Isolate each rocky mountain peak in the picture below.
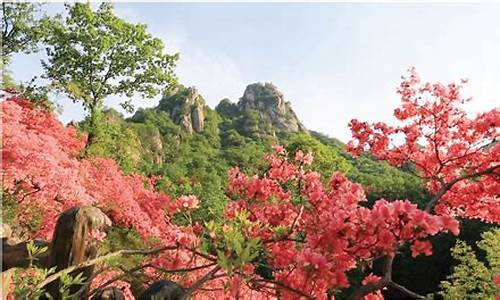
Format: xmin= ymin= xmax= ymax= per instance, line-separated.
xmin=238 ymin=82 xmax=306 ymax=133
xmin=158 ymin=85 xmax=205 ymax=133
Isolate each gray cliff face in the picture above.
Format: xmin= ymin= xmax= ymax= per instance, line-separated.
xmin=191 ymin=105 xmax=205 ymax=133
xmin=136 ymin=126 xmax=163 ymax=164
xmin=159 ymin=86 xmax=206 ymax=133
xmin=238 ymin=82 xmax=306 ymax=133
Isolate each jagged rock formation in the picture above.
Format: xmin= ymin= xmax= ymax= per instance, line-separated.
xmin=2 ymin=206 xmax=111 ymax=299
xmin=216 ymin=82 xmax=306 ymax=139
xmin=131 ymin=123 xmax=164 ymax=164
xmin=158 ymin=85 xmax=206 ymax=133
xmin=238 ymin=82 xmax=306 ymax=133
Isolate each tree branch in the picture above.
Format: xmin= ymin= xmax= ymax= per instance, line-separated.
xmin=347 ymin=255 xmax=393 ymax=300
xmin=256 ymin=278 xmax=316 ymax=300
xmin=28 ymin=245 xmax=178 ymax=297
xmin=388 ymin=281 xmax=425 ymax=299
xmin=425 ymin=164 xmax=499 ymax=212
xmin=88 ymin=264 xmax=148 ymax=297
xmin=183 ymin=266 xmax=222 ymax=298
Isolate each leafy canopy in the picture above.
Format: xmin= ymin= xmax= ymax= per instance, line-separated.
xmin=1 ymin=2 xmax=48 ymax=64
xmin=42 ymin=3 xmax=178 ymax=112
xmin=439 ymin=228 xmax=500 ymax=299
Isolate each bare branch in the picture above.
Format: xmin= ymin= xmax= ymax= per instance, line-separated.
xmin=388 ymin=281 xmax=425 ymax=299
xmin=28 ymin=245 xmax=178 ymax=297
xmin=183 ymin=266 xmax=223 ymax=298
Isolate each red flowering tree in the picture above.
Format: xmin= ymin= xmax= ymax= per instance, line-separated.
xmin=348 ymin=67 xmax=499 ymax=222
xmin=346 ymin=67 xmax=499 ymax=297
xmin=1 ymin=95 xmax=204 ymax=298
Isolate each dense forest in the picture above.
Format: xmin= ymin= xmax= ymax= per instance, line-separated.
xmin=1 ymin=2 xmax=499 ymax=300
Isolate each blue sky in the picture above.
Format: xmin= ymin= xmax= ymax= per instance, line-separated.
xmin=9 ymin=3 xmax=500 ymax=142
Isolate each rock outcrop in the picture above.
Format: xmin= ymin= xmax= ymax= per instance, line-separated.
xmin=237 ymin=82 xmax=306 ymax=133
xmin=158 ymin=85 xmax=206 ymax=133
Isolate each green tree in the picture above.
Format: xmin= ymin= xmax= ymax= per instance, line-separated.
xmin=42 ymin=3 xmax=178 ymax=145
xmin=1 ymin=2 xmax=49 ymax=88
xmin=439 ymin=228 xmax=500 ymax=299
xmin=284 ymin=133 xmax=352 ymax=176
xmin=1 ymin=2 xmax=48 ymax=63
xmin=81 ymin=108 xmax=142 ymax=173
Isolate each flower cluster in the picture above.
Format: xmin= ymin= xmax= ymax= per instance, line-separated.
xmin=223 ymin=146 xmax=459 ymax=299
xmin=347 ymin=67 xmax=499 ymax=223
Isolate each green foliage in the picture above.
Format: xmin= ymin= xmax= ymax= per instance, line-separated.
xmin=233 ymin=109 xmax=275 ymax=139
xmin=284 ymin=133 xmax=352 ymax=176
xmin=1 ymin=64 xmax=16 ymax=89
xmin=43 ymin=2 xmax=178 ymax=107
xmin=26 ymin=241 xmax=49 ymax=267
xmin=11 ymin=242 xmax=55 ymax=299
xmin=346 ymin=154 xmax=428 ymax=205
xmin=128 ymin=105 xmax=229 ymax=220
xmin=12 ymin=266 xmax=56 ymax=299
xmin=439 ymin=228 xmax=500 ymax=299
xmin=215 ymin=98 xmax=239 ymax=118
xmin=41 ymin=2 xmax=178 ymax=144
xmin=81 ymin=108 xmax=141 ymax=172
xmin=1 ymin=2 xmax=49 ymax=64
xmin=480 ymin=229 xmax=500 ymax=273
xmin=100 ymin=226 xmax=149 ymax=287
xmin=2 ymin=191 xmax=44 ymax=238
xmin=59 ymin=272 xmax=86 ymax=298
xmin=14 ymin=268 xmax=85 ymax=299
xmin=1 ymin=2 xmax=50 ymax=94
xmin=1 ymin=190 xmax=19 ymax=228
xmin=203 ymin=211 xmax=260 ymax=275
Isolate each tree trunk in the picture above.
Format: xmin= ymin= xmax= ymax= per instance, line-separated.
xmin=86 ymin=105 xmax=103 ymax=148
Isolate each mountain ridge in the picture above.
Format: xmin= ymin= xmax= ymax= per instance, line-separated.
xmin=135 ymin=82 xmax=308 ymax=139
xmin=92 ymin=80 xmax=426 ymax=217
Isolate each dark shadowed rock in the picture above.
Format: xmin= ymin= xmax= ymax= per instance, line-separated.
xmin=138 ymin=280 xmax=186 ymax=300
xmin=91 ymin=287 xmax=125 ymax=300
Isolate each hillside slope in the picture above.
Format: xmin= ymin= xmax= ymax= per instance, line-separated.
xmin=83 ymin=82 xmax=427 ymax=220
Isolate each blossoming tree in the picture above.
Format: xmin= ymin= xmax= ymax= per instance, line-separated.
xmin=346 ymin=67 xmax=499 ymax=297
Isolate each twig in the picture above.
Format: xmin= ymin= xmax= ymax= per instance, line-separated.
xmin=28 ymin=245 xmax=178 ymax=298
xmin=183 ymin=266 xmax=222 ymax=298
xmin=89 ymin=264 xmax=150 ymax=296
xmin=253 ymin=278 xmax=315 ymax=300
xmin=73 ymin=266 xmax=112 ymax=298
xmin=152 ymin=262 xmax=217 ymax=275
xmin=388 ymin=281 xmax=425 ymax=299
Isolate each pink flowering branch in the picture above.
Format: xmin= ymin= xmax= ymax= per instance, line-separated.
xmin=348 ymin=255 xmax=425 ymax=300
xmin=425 ymin=164 xmax=499 ymax=212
